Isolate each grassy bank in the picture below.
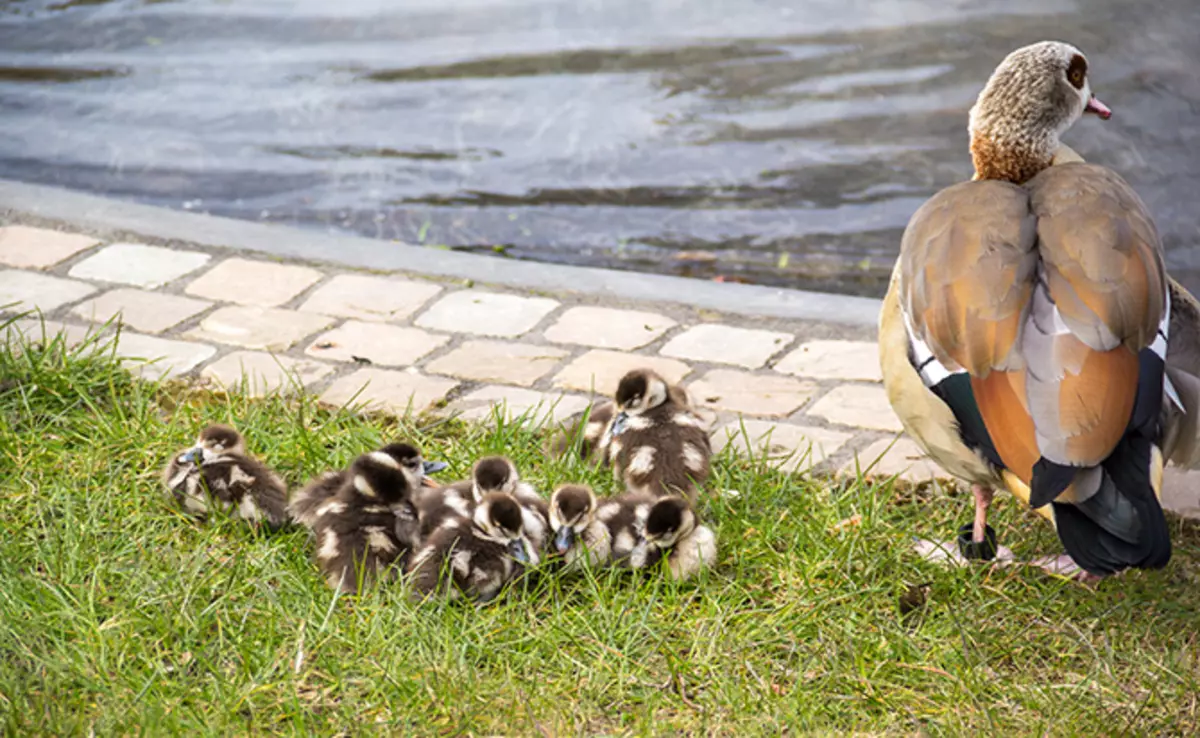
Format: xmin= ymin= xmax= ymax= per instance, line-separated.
xmin=1 ymin=321 xmax=1198 ymax=735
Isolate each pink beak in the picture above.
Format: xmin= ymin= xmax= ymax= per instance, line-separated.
xmin=1085 ymin=95 xmax=1112 ymax=120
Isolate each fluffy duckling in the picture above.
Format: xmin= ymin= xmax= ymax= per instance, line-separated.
xmin=640 ymin=497 xmax=718 ymax=581
xmin=309 ymin=443 xmax=427 ymax=594
xmin=290 ymin=451 xmax=446 ymax=529
xmin=595 ymin=491 xmax=662 ymax=570
xmin=549 ymin=484 xmax=612 ymax=568
xmin=408 ymin=491 xmax=538 ymax=603
xmin=161 ymin=424 xmax=288 ymax=529
xmin=599 ymin=369 xmax=711 ymax=501
xmin=419 ymin=456 xmax=549 ymax=554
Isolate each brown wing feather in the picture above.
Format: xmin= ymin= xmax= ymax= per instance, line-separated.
xmin=1028 ymin=164 xmax=1165 ymax=352
xmin=899 ymin=180 xmax=1038 ymax=375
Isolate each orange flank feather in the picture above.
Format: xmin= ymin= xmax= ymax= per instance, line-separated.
xmin=972 ymin=371 xmax=1038 ymax=483
xmin=1057 ymin=346 xmax=1139 ymax=464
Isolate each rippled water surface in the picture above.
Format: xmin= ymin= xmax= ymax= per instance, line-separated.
xmin=2 ymin=0 xmax=1198 ymax=296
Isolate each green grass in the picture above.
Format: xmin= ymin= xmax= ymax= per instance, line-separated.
xmin=2 ymin=319 xmax=1200 ymax=736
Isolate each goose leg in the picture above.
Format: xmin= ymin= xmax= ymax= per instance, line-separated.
xmin=972 ymin=484 xmax=992 ymax=543
xmin=957 ymin=484 xmax=998 ymax=560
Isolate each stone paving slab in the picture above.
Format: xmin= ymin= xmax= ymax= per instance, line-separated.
xmin=69 ymin=243 xmax=210 ymax=288
xmin=415 ymin=289 xmax=558 ymax=337
xmin=185 ymin=258 xmax=323 ymax=307
xmin=2 ymin=215 xmax=1198 ymax=521
xmin=320 ymin=368 xmax=459 ymax=416
xmin=660 ymin=323 xmax=793 ymax=369
xmin=185 ymin=306 xmax=334 ymax=351
xmin=113 ymin=333 xmax=217 ymax=381
xmin=0 ymin=269 xmax=96 ymax=315
xmin=448 ymin=385 xmax=591 ymax=426
xmin=553 ymin=349 xmax=691 ymax=394
xmin=426 ymin=340 xmax=568 ymax=385
xmin=202 ymin=351 xmax=334 ymax=396
xmin=543 ymin=306 xmax=676 ymax=350
xmin=70 ymin=288 xmax=212 ymax=334
xmin=304 ymin=321 xmax=448 ymax=367
xmin=0 ymin=225 xmax=98 ymax=268
xmin=297 ymin=274 xmax=443 ymax=322
xmin=775 ymin=340 xmax=883 ymax=382
xmin=713 ymin=419 xmax=853 ymax=472
xmin=688 ymin=369 xmax=819 ymax=418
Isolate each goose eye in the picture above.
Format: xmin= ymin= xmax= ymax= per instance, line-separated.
xmin=1069 ymin=69 xmax=1083 ymax=87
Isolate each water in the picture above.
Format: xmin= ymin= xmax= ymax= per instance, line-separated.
xmin=2 ymin=0 xmax=1198 ymax=297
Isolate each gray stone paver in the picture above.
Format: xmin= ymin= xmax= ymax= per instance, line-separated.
xmin=806 ymin=384 xmax=903 ymax=432
xmin=184 ymin=305 xmax=335 ymax=351
xmin=304 ymin=321 xmax=448 ymax=367
xmin=5 ymin=220 xmax=1199 ymax=521
xmin=68 ymin=243 xmax=210 ymax=288
xmin=112 ymin=333 xmax=216 ymax=381
xmin=297 ymin=274 xmax=442 ymax=322
xmin=687 ymin=369 xmax=818 ymax=418
xmin=2 ymin=319 xmax=98 ymax=350
xmin=185 ymin=258 xmax=323 ymax=307
xmin=425 ymin=340 xmax=568 ymax=385
xmin=70 ymin=288 xmax=211 ymax=334
xmin=841 ymin=437 xmax=951 ymax=485
xmin=415 ymin=289 xmax=558 ymax=337
xmin=713 ymin=419 xmax=852 ymax=472
xmin=543 ymin=306 xmax=676 ymax=350
xmin=320 ymin=368 xmax=458 ymax=416
xmin=202 ymin=351 xmax=334 ymax=396
xmin=775 ymin=340 xmax=882 ymax=382
xmin=0 ymin=269 xmax=96 ymax=315
xmin=0 ymin=226 xmax=98 ymax=268
xmin=553 ymin=349 xmax=691 ymax=394
xmin=448 ymin=385 xmax=591 ymax=426
xmin=659 ymin=323 xmax=792 ymax=369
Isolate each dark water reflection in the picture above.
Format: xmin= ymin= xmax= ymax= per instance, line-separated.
xmin=1 ymin=0 xmax=1197 ymax=297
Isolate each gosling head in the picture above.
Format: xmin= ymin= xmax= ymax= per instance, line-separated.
xmin=968 ymin=41 xmax=1110 ymax=183
xmin=377 ymin=441 xmax=447 ymax=491
xmin=179 ymin=424 xmax=245 ymax=464
xmin=348 ymin=442 xmax=426 ymax=505
xmin=643 ymin=497 xmax=697 ymax=550
xmin=549 ymin=484 xmax=597 ymax=554
xmin=474 ymin=492 xmax=537 ymax=566
xmin=470 ymin=456 xmax=520 ymax=501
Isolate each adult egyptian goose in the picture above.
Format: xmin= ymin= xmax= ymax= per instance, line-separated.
xmin=880 ymin=41 xmax=1200 ymax=577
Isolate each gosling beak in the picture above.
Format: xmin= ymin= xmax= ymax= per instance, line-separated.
xmin=422 ymin=460 xmax=448 ymax=475
xmin=180 ymin=447 xmax=203 ymax=464
xmin=610 ymin=411 xmax=630 ymax=437
xmin=554 ymin=526 xmax=576 ymax=554
xmin=1085 ymin=95 xmax=1112 ymax=120
xmin=508 ymin=538 xmax=530 ymax=564
xmin=629 ymin=540 xmax=649 ymax=568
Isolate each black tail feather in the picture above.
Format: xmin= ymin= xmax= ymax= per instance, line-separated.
xmin=1030 ymin=457 xmax=1078 ymax=508
xmin=1052 ymin=436 xmax=1170 ymax=576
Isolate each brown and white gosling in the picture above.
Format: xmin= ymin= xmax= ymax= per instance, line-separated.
xmin=419 ymin=456 xmax=549 ymax=554
xmin=407 ymin=491 xmax=539 ymax=603
xmin=599 ymin=368 xmax=711 ymax=500
xmin=308 ymin=443 xmax=429 ymax=594
xmin=640 ymin=497 xmax=718 ymax=581
xmin=595 ymin=494 xmax=716 ymax=580
xmin=290 ymin=449 xmax=446 ymax=529
xmin=161 ymin=424 xmax=288 ymax=529
xmin=548 ymin=484 xmax=612 ymax=568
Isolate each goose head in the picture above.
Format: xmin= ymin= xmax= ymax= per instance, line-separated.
xmin=969 ymin=41 xmax=1110 ymax=184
